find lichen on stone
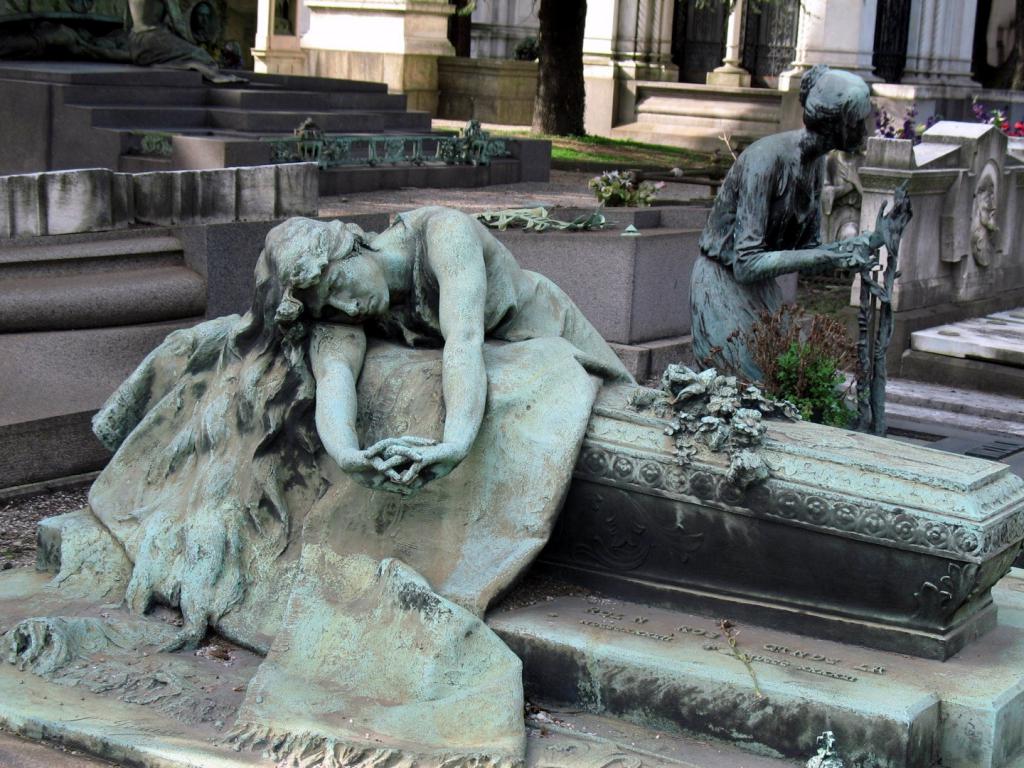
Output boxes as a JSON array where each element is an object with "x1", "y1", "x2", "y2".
[{"x1": 632, "y1": 364, "x2": 799, "y2": 488}]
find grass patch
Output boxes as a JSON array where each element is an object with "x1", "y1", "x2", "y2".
[{"x1": 473, "y1": 127, "x2": 724, "y2": 172}]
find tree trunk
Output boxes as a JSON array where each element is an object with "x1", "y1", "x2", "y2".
[
  {"x1": 1013, "y1": 0, "x2": 1024, "y2": 89},
  {"x1": 532, "y1": 0, "x2": 587, "y2": 135}
]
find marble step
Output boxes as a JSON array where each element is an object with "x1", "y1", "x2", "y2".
[
  {"x1": 490, "y1": 575, "x2": 1024, "y2": 768},
  {"x1": 0, "y1": 266, "x2": 205, "y2": 332},
  {"x1": 0, "y1": 234, "x2": 184, "y2": 279},
  {"x1": 911, "y1": 308, "x2": 1024, "y2": 366},
  {"x1": 82, "y1": 104, "x2": 432, "y2": 134},
  {"x1": 61, "y1": 82, "x2": 208, "y2": 107},
  {"x1": 204, "y1": 88, "x2": 408, "y2": 112},
  {"x1": 204, "y1": 107, "x2": 432, "y2": 134},
  {"x1": 0, "y1": 318, "x2": 201, "y2": 487}
]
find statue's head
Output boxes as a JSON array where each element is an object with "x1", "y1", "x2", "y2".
[
  {"x1": 190, "y1": 1, "x2": 218, "y2": 42},
  {"x1": 249, "y1": 218, "x2": 387, "y2": 340},
  {"x1": 800, "y1": 65, "x2": 871, "y2": 153}
]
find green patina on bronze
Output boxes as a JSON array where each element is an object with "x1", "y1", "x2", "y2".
[
  {"x1": 267, "y1": 119, "x2": 511, "y2": 170},
  {"x1": 691, "y1": 65, "x2": 878, "y2": 382},
  {"x1": 0, "y1": 0, "x2": 244, "y2": 82},
  {"x1": 2, "y1": 207, "x2": 634, "y2": 767}
]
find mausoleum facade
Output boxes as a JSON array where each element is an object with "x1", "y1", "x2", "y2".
[{"x1": 247, "y1": 0, "x2": 1013, "y2": 144}]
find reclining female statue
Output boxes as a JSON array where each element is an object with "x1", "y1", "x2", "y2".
[
  {"x1": 8, "y1": 206, "x2": 633, "y2": 766},
  {"x1": 690, "y1": 64, "x2": 877, "y2": 381}
]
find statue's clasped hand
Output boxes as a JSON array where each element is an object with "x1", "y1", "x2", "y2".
[
  {"x1": 829, "y1": 232, "x2": 880, "y2": 272},
  {"x1": 340, "y1": 436, "x2": 466, "y2": 494},
  {"x1": 377, "y1": 440, "x2": 466, "y2": 490}
]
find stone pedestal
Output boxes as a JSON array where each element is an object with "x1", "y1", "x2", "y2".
[
  {"x1": 704, "y1": 0, "x2": 750, "y2": 88},
  {"x1": 494, "y1": 571, "x2": 1024, "y2": 768},
  {"x1": 778, "y1": 0, "x2": 879, "y2": 87},
  {"x1": 300, "y1": 0, "x2": 454, "y2": 114},
  {"x1": 540, "y1": 384, "x2": 1024, "y2": 661},
  {"x1": 902, "y1": 0, "x2": 977, "y2": 86}
]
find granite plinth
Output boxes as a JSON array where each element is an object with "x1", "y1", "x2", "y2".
[
  {"x1": 539, "y1": 385, "x2": 1024, "y2": 660},
  {"x1": 492, "y1": 570, "x2": 1024, "y2": 768},
  {"x1": 0, "y1": 562, "x2": 795, "y2": 768}
]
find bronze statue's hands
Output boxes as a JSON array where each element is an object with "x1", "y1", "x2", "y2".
[
  {"x1": 333, "y1": 436, "x2": 446, "y2": 495},
  {"x1": 333, "y1": 436, "x2": 436, "y2": 477},
  {"x1": 381, "y1": 441, "x2": 467, "y2": 489},
  {"x1": 829, "y1": 233, "x2": 879, "y2": 271}
]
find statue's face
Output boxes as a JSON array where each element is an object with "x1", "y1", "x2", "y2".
[
  {"x1": 317, "y1": 255, "x2": 390, "y2": 322},
  {"x1": 833, "y1": 105, "x2": 870, "y2": 154}
]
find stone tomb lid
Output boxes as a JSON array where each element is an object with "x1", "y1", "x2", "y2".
[{"x1": 583, "y1": 385, "x2": 1024, "y2": 564}]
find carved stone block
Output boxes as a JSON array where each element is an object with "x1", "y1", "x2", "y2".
[
  {"x1": 196, "y1": 168, "x2": 237, "y2": 224},
  {"x1": 236, "y1": 165, "x2": 277, "y2": 222},
  {"x1": 540, "y1": 385, "x2": 1024, "y2": 660},
  {"x1": 42, "y1": 168, "x2": 113, "y2": 236},
  {"x1": 6, "y1": 173, "x2": 44, "y2": 237},
  {"x1": 132, "y1": 172, "x2": 175, "y2": 226},
  {"x1": 275, "y1": 162, "x2": 319, "y2": 218}
]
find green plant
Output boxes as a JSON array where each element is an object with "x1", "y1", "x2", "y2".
[
  {"x1": 749, "y1": 306, "x2": 855, "y2": 428},
  {"x1": 513, "y1": 36, "x2": 539, "y2": 61},
  {"x1": 588, "y1": 170, "x2": 664, "y2": 207}
]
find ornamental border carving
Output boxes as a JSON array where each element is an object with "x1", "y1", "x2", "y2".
[{"x1": 574, "y1": 441, "x2": 1024, "y2": 563}]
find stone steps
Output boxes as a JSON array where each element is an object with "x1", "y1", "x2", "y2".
[
  {"x1": 490, "y1": 578, "x2": 1024, "y2": 768},
  {"x1": 613, "y1": 81, "x2": 783, "y2": 152},
  {"x1": 204, "y1": 88, "x2": 408, "y2": 112},
  {"x1": 0, "y1": 318, "x2": 202, "y2": 487},
  {"x1": 61, "y1": 83, "x2": 208, "y2": 107},
  {"x1": 0, "y1": 234, "x2": 184, "y2": 277},
  {"x1": 83, "y1": 105, "x2": 432, "y2": 134},
  {"x1": 0, "y1": 267, "x2": 205, "y2": 333},
  {"x1": 0, "y1": 233, "x2": 204, "y2": 332},
  {"x1": 898, "y1": 308, "x2": 1024, "y2": 397},
  {"x1": 0, "y1": 62, "x2": 550, "y2": 196}
]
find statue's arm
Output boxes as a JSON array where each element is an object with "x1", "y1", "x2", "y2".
[
  {"x1": 309, "y1": 323, "x2": 369, "y2": 471},
  {"x1": 731, "y1": 173, "x2": 852, "y2": 285},
  {"x1": 429, "y1": 214, "x2": 488, "y2": 461}
]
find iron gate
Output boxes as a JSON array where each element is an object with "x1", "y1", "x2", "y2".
[
  {"x1": 741, "y1": 0, "x2": 800, "y2": 85},
  {"x1": 672, "y1": 0, "x2": 728, "y2": 83},
  {"x1": 872, "y1": 0, "x2": 913, "y2": 82}
]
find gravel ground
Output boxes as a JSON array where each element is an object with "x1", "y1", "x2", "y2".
[{"x1": 0, "y1": 486, "x2": 89, "y2": 568}]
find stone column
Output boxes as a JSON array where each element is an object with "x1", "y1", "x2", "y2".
[
  {"x1": 903, "y1": 0, "x2": 976, "y2": 85},
  {"x1": 778, "y1": 0, "x2": 878, "y2": 87},
  {"x1": 583, "y1": 0, "x2": 678, "y2": 134},
  {"x1": 470, "y1": 0, "x2": 538, "y2": 59},
  {"x1": 251, "y1": 0, "x2": 308, "y2": 74},
  {"x1": 300, "y1": 0, "x2": 455, "y2": 114},
  {"x1": 706, "y1": 0, "x2": 751, "y2": 87}
]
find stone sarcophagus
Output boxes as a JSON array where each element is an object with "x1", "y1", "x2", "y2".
[{"x1": 541, "y1": 385, "x2": 1024, "y2": 660}]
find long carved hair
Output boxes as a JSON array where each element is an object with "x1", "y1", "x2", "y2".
[{"x1": 226, "y1": 217, "x2": 373, "y2": 538}]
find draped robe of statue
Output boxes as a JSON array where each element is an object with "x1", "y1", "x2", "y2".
[
  {"x1": 690, "y1": 131, "x2": 825, "y2": 382},
  {"x1": 35, "y1": 210, "x2": 631, "y2": 766}
]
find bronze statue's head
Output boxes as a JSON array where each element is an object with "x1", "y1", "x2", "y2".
[
  {"x1": 246, "y1": 218, "x2": 375, "y2": 338},
  {"x1": 800, "y1": 65, "x2": 871, "y2": 154}
]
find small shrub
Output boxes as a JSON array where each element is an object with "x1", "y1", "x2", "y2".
[
  {"x1": 513, "y1": 36, "x2": 539, "y2": 61},
  {"x1": 748, "y1": 306, "x2": 855, "y2": 428},
  {"x1": 588, "y1": 170, "x2": 664, "y2": 207}
]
